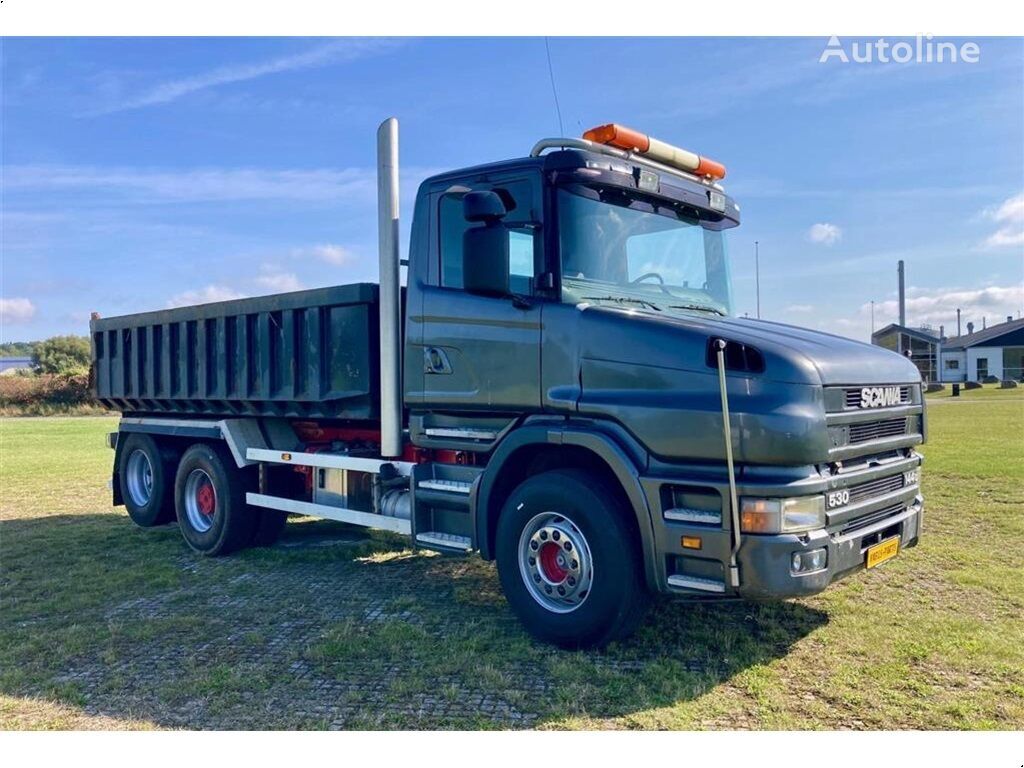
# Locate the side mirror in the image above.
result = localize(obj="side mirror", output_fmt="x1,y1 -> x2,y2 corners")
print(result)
463,193 -> 509,297
463,190 -> 507,223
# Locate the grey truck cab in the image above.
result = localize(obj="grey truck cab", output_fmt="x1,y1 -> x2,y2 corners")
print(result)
94,121 -> 924,647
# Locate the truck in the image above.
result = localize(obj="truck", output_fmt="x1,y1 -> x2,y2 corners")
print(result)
91,119 -> 925,648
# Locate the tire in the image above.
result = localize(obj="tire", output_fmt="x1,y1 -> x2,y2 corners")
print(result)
495,469 -> 651,649
118,433 -> 176,527
174,442 -> 256,556
250,509 -> 289,547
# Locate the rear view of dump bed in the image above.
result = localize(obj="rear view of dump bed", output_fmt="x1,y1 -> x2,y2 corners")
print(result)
90,284 -> 380,420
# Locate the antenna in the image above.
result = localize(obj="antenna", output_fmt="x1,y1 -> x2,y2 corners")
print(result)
544,37 -> 564,136
754,240 -> 761,319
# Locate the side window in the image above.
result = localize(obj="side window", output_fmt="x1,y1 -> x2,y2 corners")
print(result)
440,195 -> 467,288
439,181 -> 536,293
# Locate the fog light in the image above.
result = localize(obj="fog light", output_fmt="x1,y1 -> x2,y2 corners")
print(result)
791,547 -> 827,574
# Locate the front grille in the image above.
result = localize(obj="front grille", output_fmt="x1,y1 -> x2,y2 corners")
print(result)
844,385 -> 911,409
842,501 -> 904,534
849,418 -> 908,444
847,473 -> 905,504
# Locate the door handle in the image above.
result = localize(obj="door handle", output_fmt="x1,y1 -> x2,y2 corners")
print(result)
424,347 -> 453,375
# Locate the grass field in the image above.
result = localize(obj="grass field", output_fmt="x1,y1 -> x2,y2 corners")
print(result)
1,388 -> 1022,730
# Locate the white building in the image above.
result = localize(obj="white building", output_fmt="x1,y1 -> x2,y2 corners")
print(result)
939,317 -> 1024,383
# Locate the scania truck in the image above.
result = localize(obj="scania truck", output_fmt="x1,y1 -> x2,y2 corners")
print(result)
91,120 -> 925,647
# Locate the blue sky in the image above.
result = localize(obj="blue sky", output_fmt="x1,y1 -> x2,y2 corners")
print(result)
2,36 -> 1022,342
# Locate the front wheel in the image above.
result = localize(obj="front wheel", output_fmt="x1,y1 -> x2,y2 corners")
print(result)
495,469 -> 650,648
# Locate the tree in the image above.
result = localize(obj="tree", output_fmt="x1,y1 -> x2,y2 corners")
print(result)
32,335 -> 91,376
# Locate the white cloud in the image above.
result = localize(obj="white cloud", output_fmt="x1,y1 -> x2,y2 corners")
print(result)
167,285 -> 246,308
254,267 -> 303,294
785,304 -> 815,313
4,165 -> 374,204
87,40 -> 402,115
980,192 -> 1024,249
862,284 -> 1024,331
0,297 -> 37,325
807,222 -> 842,246
309,244 -> 355,265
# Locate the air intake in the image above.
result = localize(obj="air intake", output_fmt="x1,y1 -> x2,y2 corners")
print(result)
706,338 -> 765,374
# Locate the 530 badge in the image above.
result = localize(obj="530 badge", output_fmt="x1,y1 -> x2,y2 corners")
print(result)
826,489 -> 850,509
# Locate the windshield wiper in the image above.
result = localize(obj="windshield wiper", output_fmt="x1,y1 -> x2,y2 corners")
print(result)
582,296 -> 662,311
668,303 -> 726,316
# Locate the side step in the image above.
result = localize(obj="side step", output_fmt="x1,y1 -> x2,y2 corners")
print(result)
418,478 -> 472,494
415,532 -> 472,551
411,463 -> 481,554
667,574 -> 727,594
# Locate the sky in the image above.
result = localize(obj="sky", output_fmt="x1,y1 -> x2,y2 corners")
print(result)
1,36 -> 1022,343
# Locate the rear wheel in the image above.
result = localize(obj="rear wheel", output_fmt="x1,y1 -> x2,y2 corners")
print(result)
174,443 -> 255,556
119,433 -> 175,527
495,469 -> 650,648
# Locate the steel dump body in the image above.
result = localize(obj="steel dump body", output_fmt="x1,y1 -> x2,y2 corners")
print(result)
90,284 -> 380,419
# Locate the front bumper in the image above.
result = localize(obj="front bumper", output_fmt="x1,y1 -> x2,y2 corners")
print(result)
733,496 -> 922,599
641,451 -> 923,599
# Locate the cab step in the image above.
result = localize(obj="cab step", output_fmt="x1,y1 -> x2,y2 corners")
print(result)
415,531 -> 472,551
411,463 -> 482,552
667,574 -> 727,594
418,478 -> 472,494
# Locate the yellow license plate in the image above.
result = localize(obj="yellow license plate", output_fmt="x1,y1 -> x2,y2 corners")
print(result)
866,536 -> 900,569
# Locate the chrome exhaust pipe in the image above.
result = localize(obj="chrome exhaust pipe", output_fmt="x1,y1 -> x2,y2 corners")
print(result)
377,117 -> 402,458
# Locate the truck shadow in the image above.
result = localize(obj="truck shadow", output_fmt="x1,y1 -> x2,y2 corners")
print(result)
1,514 -> 828,729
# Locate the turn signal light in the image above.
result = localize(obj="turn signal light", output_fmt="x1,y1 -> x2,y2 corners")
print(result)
582,123 -> 727,180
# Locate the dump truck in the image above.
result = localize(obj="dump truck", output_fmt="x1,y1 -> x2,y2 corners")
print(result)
92,120 -> 925,647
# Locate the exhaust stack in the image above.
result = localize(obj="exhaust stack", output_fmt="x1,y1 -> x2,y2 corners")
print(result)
377,118 -> 402,458
897,260 -> 906,327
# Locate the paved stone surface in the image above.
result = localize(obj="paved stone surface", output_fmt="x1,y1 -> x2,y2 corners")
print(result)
34,521 -> 724,730
46,525 -> 558,729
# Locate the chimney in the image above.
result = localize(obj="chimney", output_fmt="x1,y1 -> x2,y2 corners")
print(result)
939,325 -> 945,339
982,316 -> 987,330
956,308 -> 961,337
1008,316 -> 1014,324
967,321 -> 975,335
897,260 -> 906,327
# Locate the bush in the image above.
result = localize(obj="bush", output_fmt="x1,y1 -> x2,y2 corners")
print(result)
32,335 -> 91,376
0,373 -> 103,416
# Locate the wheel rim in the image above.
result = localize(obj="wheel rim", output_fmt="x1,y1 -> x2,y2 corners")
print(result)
184,468 -> 217,533
518,511 -> 593,614
125,449 -> 154,507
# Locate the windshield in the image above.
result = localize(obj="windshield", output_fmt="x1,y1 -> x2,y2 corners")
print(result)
557,186 -> 733,315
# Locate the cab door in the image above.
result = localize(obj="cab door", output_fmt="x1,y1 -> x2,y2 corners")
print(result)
417,173 -> 543,415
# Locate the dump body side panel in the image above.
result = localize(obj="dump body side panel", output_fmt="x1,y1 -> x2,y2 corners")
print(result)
90,284 -> 381,420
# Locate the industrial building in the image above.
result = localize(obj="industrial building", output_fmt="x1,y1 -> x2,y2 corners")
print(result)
872,317 -> 1024,383
869,260 -> 1023,384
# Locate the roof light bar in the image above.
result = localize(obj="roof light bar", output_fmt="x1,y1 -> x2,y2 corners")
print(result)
582,123 -> 726,181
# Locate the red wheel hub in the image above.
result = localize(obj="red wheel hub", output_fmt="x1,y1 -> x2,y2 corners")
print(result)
538,541 -> 568,583
196,483 -> 216,516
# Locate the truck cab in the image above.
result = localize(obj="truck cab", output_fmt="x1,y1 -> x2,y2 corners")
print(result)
94,121 -> 924,648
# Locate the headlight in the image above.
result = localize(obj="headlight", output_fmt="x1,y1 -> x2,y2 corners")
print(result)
740,496 -> 825,534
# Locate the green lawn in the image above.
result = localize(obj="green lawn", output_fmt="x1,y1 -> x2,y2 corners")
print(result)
1,398 -> 1022,730
926,384 -> 1023,400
